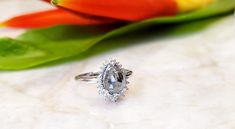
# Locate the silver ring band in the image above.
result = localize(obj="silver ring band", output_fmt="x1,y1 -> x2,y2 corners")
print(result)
75,70 -> 132,82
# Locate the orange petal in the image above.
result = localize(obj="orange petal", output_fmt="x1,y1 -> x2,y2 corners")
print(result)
53,0 -> 178,21
1,8 -> 118,28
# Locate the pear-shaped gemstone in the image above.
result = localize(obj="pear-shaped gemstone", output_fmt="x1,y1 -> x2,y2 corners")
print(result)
103,65 -> 126,95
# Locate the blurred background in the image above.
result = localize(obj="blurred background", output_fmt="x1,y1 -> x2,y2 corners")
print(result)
0,0 -> 235,129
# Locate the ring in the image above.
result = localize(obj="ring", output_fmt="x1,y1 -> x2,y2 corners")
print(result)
75,59 -> 132,102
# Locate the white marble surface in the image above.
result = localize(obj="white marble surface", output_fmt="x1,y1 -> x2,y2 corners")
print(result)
0,1 -> 235,129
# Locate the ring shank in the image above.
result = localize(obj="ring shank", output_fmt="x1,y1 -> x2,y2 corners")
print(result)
75,72 -> 99,82
75,69 -> 132,82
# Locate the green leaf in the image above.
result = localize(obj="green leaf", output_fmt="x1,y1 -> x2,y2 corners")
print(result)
0,0 -> 234,70
0,38 -> 48,68
0,38 -> 44,58
0,25 -> 118,70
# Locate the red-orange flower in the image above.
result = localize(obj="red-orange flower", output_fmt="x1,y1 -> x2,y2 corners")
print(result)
52,0 -> 178,21
0,8 -> 117,28
0,0 -> 215,28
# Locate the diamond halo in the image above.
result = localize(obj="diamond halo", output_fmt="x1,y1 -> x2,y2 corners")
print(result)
75,59 -> 132,102
97,60 -> 130,102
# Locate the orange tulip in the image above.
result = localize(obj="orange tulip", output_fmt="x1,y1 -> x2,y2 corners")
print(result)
52,0 -> 178,21
1,0 -> 215,28
0,8 -> 117,28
